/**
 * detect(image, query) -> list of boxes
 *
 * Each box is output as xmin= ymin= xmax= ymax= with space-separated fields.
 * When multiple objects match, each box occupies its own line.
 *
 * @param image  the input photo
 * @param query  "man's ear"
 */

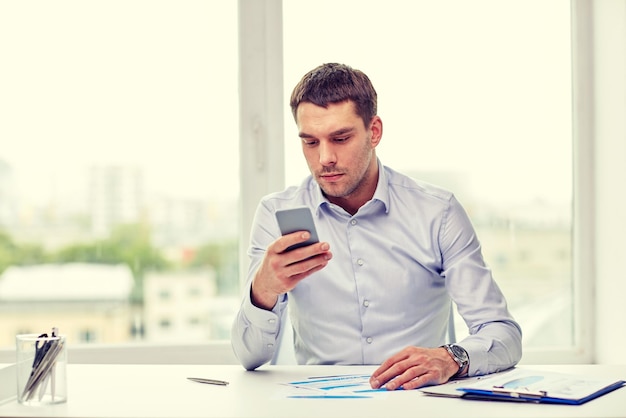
xmin=369 ymin=116 xmax=383 ymax=148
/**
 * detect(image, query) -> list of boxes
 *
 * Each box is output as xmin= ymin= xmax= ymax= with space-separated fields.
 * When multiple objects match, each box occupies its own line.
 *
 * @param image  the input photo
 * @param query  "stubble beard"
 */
xmin=315 ymin=154 xmax=373 ymax=199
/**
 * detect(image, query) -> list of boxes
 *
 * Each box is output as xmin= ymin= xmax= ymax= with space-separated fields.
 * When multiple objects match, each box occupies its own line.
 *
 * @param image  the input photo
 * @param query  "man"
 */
xmin=231 ymin=63 xmax=522 ymax=390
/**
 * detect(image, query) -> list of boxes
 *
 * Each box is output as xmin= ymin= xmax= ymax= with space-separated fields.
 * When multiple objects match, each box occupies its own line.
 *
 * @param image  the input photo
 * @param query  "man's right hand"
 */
xmin=250 ymin=231 xmax=332 ymax=310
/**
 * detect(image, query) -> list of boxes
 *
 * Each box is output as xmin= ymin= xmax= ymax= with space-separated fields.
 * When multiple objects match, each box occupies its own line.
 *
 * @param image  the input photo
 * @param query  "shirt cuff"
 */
xmin=456 ymin=339 xmax=489 ymax=377
xmin=242 ymin=284 xmax=284 ymax=333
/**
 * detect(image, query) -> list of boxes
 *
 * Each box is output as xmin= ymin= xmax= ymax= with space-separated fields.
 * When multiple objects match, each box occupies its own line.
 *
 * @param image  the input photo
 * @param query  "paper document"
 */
xmin=278 ymin=374 xmax=391 ymax=399
xmin=455 ymin=368 xmax=625 ymax=405
xmin=419 ymin=373 xmax=504 ymax=398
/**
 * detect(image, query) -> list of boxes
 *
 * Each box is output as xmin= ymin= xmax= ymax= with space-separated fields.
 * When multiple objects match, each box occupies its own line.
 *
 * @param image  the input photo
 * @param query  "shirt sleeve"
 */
xmin=440 ymin=195 xmax=523 ymax=376
xmin=230 ymin=201 xmax=289 ymax=370
xmin=231 ymin=281 xmax=288 ymax=370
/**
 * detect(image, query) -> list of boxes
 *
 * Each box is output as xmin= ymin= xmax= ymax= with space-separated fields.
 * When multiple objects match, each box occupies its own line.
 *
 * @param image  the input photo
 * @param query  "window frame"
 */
xmin=519 ymin=0 xmax=593 ymax=364
xmin=244 ymin=0 xmax=597 ymax=366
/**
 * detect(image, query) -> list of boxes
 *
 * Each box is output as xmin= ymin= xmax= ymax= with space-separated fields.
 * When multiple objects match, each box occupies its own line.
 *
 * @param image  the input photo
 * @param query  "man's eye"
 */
xmin=334 ymin=137 xmax=348 ymax=143
xmin=302 ymin=139 xmax=318 ymax=146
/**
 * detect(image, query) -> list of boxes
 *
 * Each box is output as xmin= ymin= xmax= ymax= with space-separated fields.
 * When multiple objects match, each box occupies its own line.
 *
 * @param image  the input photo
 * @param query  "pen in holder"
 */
xmin=16 ymin=330 xmax=67 ymax=405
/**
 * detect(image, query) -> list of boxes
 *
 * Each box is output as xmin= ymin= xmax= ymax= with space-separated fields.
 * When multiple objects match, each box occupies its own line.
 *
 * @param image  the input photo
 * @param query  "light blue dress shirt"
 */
xmin=232 ymin=160 xmax=522 ymax=375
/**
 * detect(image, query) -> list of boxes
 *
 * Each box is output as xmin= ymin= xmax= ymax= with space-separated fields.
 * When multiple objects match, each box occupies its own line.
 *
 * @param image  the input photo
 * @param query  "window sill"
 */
xmin=0 ymin=340 xmax=239 ymax=365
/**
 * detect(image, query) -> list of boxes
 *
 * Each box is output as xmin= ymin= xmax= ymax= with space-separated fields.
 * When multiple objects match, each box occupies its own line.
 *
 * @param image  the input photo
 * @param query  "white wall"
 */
xmin=592 ymin=0 xmax=626 ymax=364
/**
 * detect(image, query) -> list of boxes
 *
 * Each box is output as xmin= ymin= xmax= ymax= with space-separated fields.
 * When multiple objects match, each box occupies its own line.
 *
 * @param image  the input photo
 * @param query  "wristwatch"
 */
xmin=441 ymin=344 xmax=469 ymax=377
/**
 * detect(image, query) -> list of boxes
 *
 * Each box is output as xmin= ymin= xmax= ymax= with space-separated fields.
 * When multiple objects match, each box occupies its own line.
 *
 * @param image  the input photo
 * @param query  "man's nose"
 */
xmin=319 ymin=142 xmax=336 ymax=166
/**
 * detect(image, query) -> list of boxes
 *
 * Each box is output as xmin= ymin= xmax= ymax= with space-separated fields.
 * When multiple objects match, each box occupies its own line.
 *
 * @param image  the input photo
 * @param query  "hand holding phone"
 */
xmin=275 ymin=207 xmax=319 ymax=252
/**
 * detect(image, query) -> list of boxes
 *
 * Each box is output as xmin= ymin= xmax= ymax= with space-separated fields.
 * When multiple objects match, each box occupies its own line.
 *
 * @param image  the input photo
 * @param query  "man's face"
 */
xmin=296 ymin=100 xmax=382 ymax=206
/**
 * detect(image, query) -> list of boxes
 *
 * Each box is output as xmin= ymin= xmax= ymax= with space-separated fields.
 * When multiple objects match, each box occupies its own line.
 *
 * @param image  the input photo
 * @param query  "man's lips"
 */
xmin=319 ymin=173 xmax=344 ymax=182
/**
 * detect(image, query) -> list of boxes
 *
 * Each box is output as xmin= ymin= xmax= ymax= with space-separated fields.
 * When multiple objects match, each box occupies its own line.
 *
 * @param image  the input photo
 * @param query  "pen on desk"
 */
xmin=187 ymin=377 xmax=229 ymax=386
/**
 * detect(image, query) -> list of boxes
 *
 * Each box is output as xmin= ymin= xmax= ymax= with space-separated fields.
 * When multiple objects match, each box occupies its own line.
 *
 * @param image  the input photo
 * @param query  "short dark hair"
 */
xmin=289 ymin=63 xmax=377 ymax=126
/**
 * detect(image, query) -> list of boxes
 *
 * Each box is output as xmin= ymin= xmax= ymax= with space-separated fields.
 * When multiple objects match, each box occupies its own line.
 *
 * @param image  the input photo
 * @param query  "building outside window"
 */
xmin=0 ymin=0 xmax=239 ymax=347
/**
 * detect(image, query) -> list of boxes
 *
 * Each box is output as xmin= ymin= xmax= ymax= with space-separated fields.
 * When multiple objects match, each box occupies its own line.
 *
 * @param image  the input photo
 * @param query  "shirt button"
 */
xmin=363 ymin=300 xmax=370 ymax=307
xmin=357 ymin=259 xmax=364 ymax=266
xmin=267 ymin=343 xmax=274 ymax=348
xmin=351 ymin=219 xmax=357 ymax=226
xmin=366 ymin=337 xmax=373 ymax=344
xmin=268 ymin=318 xmax=276 ymax=324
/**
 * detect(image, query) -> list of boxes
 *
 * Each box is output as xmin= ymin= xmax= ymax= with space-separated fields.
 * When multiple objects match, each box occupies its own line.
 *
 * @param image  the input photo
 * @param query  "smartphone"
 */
xmin=275 ymin=207 xmax=320 ymax=252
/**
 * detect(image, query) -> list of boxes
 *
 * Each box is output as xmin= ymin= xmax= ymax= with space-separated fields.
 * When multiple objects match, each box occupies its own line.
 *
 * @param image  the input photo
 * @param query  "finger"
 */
xmin=399 ymin=375 xmax=431 ymax=391
xmin=371 ymin=350 xmax=408 ymax=377
xmin=281 ymin=242 xmax=331 ymax=268
xmin=389 ymin=371 xmax=436 ymax=391
xmin=370 ymin=361 xmax=409 ymax=389
xmin=385 ymin=359 xmax=423 ymax=389
xmin=370 ymin=351 xmax=411 ymax=387
xmin=284 ymin=262 xmax=329 ymax=285
xmin=276 ymin=231 xmax=313 ymax=253
xmin=283 ymin=251 xmax=332 ymax=280
xmin=387 ymin=361 xmax=450 ymax=391
xmin=382 ymin=361 xmax=437 ymax=391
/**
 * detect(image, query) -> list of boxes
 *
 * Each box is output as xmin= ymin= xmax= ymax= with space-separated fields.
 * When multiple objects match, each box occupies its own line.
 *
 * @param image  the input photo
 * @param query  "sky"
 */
xmin=1 ymin=0 xmax=572 ymax=210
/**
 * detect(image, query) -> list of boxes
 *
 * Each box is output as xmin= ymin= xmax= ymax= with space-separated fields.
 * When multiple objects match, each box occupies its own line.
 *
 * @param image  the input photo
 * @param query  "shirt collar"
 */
xmin=312 ymin=158 xmax=390 ymax=215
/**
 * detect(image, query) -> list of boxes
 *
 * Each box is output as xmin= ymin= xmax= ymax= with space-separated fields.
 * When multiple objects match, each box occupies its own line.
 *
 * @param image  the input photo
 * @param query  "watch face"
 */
xmin=450 ymin=345 xmax=468 ymax=363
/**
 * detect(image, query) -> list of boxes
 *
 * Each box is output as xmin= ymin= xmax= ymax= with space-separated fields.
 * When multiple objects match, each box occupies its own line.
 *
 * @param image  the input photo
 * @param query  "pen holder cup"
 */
xmin=16 ymin=334 xmax=67 ymax=405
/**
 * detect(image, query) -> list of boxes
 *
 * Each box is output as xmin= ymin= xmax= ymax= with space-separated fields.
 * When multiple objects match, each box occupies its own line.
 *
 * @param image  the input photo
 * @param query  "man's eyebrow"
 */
xmin=299 ymin=127 xmax=355 ymax=139
xmin=299 ymin=132 xmax=316 ymax=139
xmin=329 ymin=127 xmax=355 ymax=137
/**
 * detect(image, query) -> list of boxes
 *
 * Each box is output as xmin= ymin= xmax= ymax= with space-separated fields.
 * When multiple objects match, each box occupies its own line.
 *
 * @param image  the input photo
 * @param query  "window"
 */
xmin=0 ymin=1 xmax=239 ymax=348
xmin=78 ymin=330 xmax=96 ymax=344
xmin=283 ymin=0 xmax=574 ymax=354
xmin=0 ymin=0 xmax=605 ymax=365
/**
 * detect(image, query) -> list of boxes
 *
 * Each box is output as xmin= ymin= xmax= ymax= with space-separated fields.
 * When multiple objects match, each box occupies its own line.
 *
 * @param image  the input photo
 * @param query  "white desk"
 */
xmin=1 ymin=364 xmax=625 ymax=418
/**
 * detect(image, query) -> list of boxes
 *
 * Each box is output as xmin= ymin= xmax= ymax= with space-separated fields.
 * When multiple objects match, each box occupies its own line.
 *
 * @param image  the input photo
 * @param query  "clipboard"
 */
xmin=456 ymin=369 xmax=625 ymax=405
